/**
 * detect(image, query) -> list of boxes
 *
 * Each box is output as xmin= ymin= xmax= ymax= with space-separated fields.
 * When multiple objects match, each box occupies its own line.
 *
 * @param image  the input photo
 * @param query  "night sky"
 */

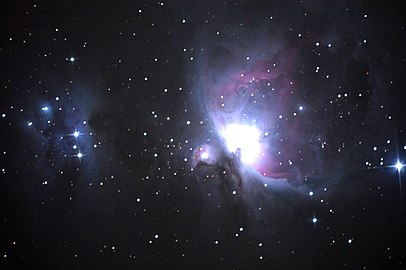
xmin=1 ymin=1 xmax=406 ymax=269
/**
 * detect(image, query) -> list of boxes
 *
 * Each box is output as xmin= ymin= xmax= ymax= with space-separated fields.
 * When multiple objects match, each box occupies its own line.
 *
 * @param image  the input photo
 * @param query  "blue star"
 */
xmin=395 ymin=160 xmax=404 ymax=172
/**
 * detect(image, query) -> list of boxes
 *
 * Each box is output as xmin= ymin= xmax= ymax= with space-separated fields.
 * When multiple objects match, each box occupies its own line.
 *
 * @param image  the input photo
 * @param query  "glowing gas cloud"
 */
xmin=190 ymin=37 xmax=326 ymax=183
xmin=221 ymin=123 xmax=261 ymax=165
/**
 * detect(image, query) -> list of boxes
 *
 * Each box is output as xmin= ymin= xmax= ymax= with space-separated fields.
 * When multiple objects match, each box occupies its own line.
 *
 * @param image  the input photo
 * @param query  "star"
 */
xmin=395 ymin=160 xmax=404 ymax=172
xmin=74 ymin=152 xmax=84 ymax=161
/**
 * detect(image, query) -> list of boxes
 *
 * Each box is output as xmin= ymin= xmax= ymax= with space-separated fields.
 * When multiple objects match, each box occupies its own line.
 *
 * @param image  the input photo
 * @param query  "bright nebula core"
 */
xmin=221 ymin=123 xmax=261 ymax=165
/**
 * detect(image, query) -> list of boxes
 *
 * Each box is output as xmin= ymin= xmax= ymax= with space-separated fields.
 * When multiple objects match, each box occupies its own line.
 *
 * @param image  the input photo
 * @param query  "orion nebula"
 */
xmin=192 ymin=38 xmax=324 ymax=187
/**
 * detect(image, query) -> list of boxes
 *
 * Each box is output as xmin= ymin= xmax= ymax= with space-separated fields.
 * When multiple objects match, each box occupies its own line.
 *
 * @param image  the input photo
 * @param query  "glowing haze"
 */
xmin=221 ymin=124 xmax=261 ymax=164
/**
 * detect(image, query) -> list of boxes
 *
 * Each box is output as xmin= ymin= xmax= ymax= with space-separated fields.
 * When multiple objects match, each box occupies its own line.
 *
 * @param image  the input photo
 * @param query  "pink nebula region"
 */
xmin=198 ymin=48 xmax=318 ymax=182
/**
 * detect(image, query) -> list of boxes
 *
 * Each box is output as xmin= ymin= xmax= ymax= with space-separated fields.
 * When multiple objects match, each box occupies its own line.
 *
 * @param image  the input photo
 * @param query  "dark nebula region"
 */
xmin=1 ymin=0 xmax=406 ymax=269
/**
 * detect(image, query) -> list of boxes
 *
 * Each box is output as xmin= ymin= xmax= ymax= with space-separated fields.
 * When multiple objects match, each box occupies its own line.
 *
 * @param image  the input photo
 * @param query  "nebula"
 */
xmin=191 ymin=39 xmax=322 ymax=185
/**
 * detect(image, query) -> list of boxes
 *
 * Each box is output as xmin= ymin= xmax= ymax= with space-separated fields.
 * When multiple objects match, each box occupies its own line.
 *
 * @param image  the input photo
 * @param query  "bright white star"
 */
xmin=221 ymin=124 xmax=261 ymax=164
xmin=77 ymin=152 xmax=83 ymax=158
xmin=73 ymin=131 xmax=80 ymax=138
xmin=395 ymin=160 xmax=404 ymax=172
